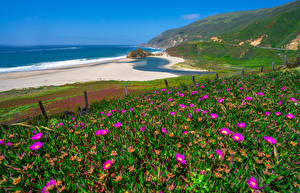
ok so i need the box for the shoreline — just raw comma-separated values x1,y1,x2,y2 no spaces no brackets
0,53,208,92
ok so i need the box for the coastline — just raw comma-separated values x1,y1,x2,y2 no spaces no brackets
0,53,208,92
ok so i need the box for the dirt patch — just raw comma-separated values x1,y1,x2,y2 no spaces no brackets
285,35,300,50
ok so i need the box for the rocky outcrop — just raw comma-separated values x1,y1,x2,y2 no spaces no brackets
127,48,153,59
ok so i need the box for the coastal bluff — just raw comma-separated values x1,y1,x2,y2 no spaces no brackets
127,48,153,59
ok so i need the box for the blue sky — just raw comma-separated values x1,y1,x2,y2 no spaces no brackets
0,0,295,45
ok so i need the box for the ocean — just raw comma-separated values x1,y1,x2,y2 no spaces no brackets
0,45,162,73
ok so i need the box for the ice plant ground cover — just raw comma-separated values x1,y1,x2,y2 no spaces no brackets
0,70,299,192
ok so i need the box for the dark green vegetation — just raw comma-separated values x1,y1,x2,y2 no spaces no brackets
0,70,299,192
146,0,300,48
166,41,300,72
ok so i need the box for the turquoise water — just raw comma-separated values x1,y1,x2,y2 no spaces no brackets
0,45,162,73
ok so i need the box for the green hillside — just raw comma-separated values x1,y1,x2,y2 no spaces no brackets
146,0,300,49
166,41,300,71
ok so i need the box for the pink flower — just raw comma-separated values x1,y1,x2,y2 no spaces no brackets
188,114,192,118
129,108,134,111
263,136,277,144
265,112,270,116
285,113,295,119
31,133,43,140
42,180,57,193
175,154,186,164
289,98,297,102
121,110,126,114
202,110,207,114
103,160,112,170
189,104,194,108
196,109,201,113
180,93,185,97
246,177,262,190
179,104,186,108
258,92,264,96
183,131,188,135
236,122,246,128
232,133,244,142
261,87,264,90
216,149,224,160
100,111,105,115
218,99,224,103
114,122,122,128
281,86,286,90
226,88,231,91
72,117,76,121
153,91,158,94
0,139,4,144
245,96,252,101
168,98,173,102
95,129,108,136
240,87,244,90
220,128,231,135
170,112,176,116
58,122,63,126
161,128,167,134
274,112,281,116
6,142,12,146
30,141,43,150
202,95,208,99
106,112,111,117
161,88,166,92
210,113,218,119
201,85,205,88
140,126,145,132
278,101,282,105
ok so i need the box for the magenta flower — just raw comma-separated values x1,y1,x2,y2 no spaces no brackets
103,160,112,170
179,104,186,108
216,149,224,160
202,95,208,99
153,91,158,94
274,112,281,116
140,126,145,132
42,180,57,193
170,112,176,116
6,142,12,146
106,112,111,117
232,133,244,142
210,113,218,119
0,139,3,144
263,136,277,144
278,101,282,105
281,86,286,90
31,133,43,140
202,110,207,114
58,122,63,126
95,129,108,136
129,108,134,111
258,92,264,96
201,85,205,88
183,131,188,135
285,113,295,119
72,117,76,121
261,87,264,90
289,98,297,102
180,93,185,97
245,96,252,101
220,128,231,135
196,109,201,113
121,110,126,114
100,111,104,115
189,104,194,108
236,122,246,128
265,112,270,116
161,128,167,134
218,99,224,103
168,98,173,102
114,122,122,128
188,114,192,118
240,87,244,90
175,154,186,164
30,141,43,150
226,88,230,91
246,177,262,190
161,88,166,92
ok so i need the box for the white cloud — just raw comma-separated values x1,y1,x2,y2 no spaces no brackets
181,14,200,20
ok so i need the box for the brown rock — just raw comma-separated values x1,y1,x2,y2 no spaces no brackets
127,48,153,59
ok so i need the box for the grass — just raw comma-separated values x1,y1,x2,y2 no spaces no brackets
0,69,299,192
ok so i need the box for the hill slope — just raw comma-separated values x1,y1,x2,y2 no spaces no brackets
145,0,300,49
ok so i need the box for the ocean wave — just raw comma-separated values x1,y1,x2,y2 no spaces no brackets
0,55,127,73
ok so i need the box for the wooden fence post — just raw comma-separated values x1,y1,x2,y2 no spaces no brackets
216,73,219,80
284,55,287,66
124,86,128,96
260,66,263,73
241,69,244,77
38,101,48,120
83,91,88,112
164,79,168,87
272,62,275,71
192,76,195,84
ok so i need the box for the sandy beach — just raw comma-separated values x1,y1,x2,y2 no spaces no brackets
0,53,207,92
